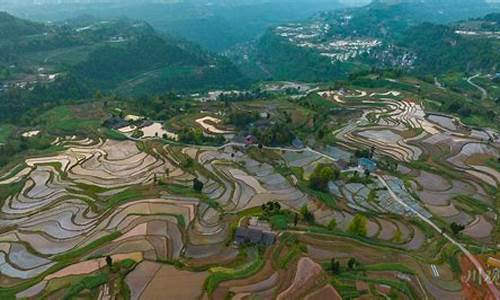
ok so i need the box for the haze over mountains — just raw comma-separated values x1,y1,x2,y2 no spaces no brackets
0,0,355,51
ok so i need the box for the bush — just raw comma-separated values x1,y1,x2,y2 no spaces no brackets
193,178,204,192
300,205,315,224
270,214,288,230
328,219,337,231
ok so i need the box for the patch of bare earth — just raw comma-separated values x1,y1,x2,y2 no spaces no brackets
276,257,326,300
139,265,207,300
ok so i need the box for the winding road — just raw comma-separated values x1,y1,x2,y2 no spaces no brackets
375,173,500,300
467,74,488,100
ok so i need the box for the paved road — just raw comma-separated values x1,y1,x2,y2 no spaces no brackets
467,74,488,100
375,173,500,299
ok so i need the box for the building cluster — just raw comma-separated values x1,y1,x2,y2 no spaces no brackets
274,22,382,63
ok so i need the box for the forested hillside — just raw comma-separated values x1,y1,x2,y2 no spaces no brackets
0,13,248,122
399,23,499,74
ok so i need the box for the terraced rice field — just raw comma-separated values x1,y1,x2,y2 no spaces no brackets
320,88,499,244
1,87,498,299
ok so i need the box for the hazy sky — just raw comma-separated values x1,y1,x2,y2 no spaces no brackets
0,0,372,4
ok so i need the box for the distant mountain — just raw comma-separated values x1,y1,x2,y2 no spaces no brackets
2,0,348,52
0,12,247,91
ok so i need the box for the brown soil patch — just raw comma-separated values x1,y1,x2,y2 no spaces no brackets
276,257,326,300
140,265,207,300
463,216,493,239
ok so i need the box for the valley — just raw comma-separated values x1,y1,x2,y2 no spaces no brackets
0,1,499,300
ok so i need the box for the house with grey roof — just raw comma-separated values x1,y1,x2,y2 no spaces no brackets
235,227,276,247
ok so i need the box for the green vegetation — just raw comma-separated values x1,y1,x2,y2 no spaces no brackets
205,250,264,295
348,214,368,237
226,111,259,129
0,13,248,124
178,127,225,146
269,214,288,230
453,194,491,214
36,105,102,135
309,164,340,192
253,122,295,146
63,273,108,300
363,263,415,274
0,124,14,144
0,134,54,168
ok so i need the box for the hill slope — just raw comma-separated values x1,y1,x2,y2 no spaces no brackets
0,13,247,122
0,13,247,93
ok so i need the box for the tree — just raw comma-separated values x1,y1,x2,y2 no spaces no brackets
347,258,359,270
330,258,341,275
369,146,375,159
328,219,337,231
348,214,368,237
105,256,113,268
450,222,465,235
193,178,204,192
95,90,102,99
300,205,315,224
309,164,340,191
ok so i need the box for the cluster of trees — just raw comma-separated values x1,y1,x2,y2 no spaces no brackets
219,89,269,103
309,164,340,192
253,123,294,146
300,205,315,224
261,201,282,217
354,146,375,159
0,135,52,167
226,111,259,129
329,257,360,275
178,128,225,145
443,99,497,123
